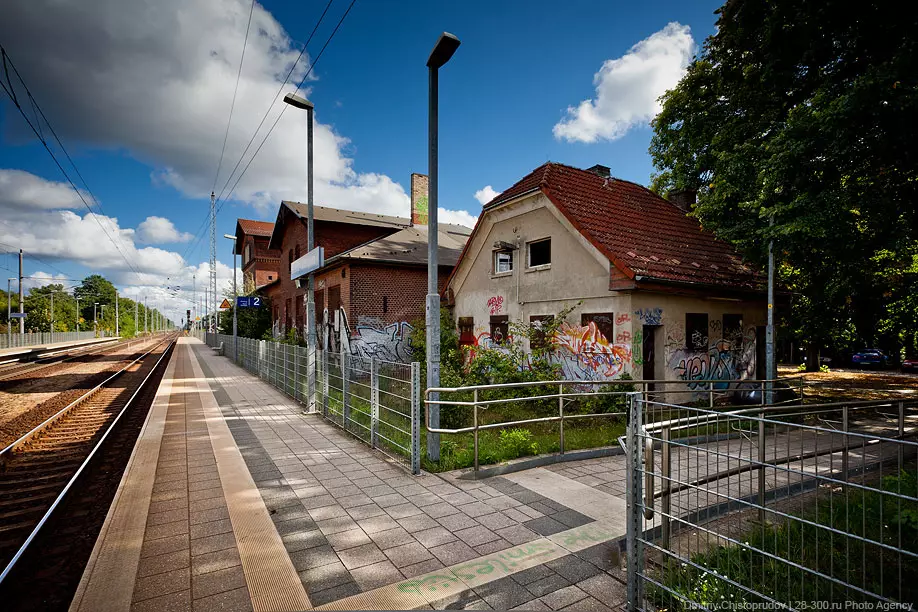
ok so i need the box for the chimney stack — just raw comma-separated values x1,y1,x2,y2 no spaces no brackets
668,188,697,213
586,164,611,178
410,173,429,225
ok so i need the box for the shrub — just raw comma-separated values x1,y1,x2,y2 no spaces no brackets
498,428,539,459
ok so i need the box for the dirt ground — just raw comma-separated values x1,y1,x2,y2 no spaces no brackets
778,364,918,402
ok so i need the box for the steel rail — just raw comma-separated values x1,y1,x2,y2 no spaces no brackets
0,334,177,584
0,337,137,383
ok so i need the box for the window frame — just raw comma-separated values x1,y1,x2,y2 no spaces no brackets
493,249,513,274
527,238,551,268
581,312,615,343
458,316,475,345
529,314,553,350
685,313,709,351
489,315,510,344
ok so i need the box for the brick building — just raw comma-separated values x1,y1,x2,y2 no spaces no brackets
262,174,471,358
232,219,281,292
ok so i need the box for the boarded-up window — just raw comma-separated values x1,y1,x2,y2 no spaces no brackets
490,315,509,344
686,313,709,350
530,315,553,350
581,312,614,342
722,313,743,343
458,317,475,345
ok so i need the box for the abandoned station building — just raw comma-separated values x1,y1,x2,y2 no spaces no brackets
445,162,768,385
259,174,471,361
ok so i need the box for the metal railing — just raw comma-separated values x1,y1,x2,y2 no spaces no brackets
626,394,918,609
206,333,421,474
425,377,805,473
0,330,109,350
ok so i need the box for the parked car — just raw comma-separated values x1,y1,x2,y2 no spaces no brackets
730,381,799,405
851,349,890,368
902,357,918,373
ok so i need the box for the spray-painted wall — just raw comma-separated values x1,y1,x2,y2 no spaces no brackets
448,191,767,384
322,308,416,363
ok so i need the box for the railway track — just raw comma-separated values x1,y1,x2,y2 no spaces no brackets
0,337,147,383
0,334,176,584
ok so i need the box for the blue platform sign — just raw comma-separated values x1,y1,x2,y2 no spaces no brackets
236,296,262,308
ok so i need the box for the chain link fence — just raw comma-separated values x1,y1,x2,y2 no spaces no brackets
626,395,918,610
206,333,420,473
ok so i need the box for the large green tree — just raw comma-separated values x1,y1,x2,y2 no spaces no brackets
650,0,918,366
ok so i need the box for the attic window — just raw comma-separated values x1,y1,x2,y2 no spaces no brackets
494,249,513,274
527,238,551,267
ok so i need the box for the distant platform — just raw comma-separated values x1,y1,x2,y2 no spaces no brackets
0,336,121,361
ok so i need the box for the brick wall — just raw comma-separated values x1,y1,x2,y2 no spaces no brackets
411,173,429,226
242,235,280,292
347,262,452,328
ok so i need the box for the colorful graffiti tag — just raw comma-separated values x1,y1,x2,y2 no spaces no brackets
349,321,416,363
553,322,632,381
669,327,756,390
635,307,663,326
487,296,504,315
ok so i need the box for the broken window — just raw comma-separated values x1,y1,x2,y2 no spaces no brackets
722,313,743,343
527,238,551,267
581,312,614,342
686,313,709,350
494,249,513,274
458,317,475,345
489,315,509,344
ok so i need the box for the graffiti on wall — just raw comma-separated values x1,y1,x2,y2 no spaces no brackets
553,322,632,381
615,313,631,326
668,326,756,390
635,307,663,326
632,328,644,366
487,296,504,315
330,309,416,363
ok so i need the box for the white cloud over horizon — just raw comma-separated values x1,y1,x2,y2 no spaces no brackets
473,185,499,206
553,22,695,143
136,216,194,244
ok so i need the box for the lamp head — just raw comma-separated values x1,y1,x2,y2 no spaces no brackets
427,32,460,68
283,93,314,111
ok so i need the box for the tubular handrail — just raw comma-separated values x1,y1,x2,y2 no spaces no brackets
425,375,805,394
0,334,177,584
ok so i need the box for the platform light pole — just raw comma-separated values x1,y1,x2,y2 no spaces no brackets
93,302,98,335
224,234,238,362
283,92,317,412
115,291,119,337
425,32,460,461
7,278,14,346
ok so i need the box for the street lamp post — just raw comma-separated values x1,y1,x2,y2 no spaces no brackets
76,296,80,333
425,32,460,461
283,92,317,412
94,302,99,336
224,234,238,362
7,278,15,347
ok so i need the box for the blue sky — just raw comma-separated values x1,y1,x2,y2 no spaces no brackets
0,0,721,321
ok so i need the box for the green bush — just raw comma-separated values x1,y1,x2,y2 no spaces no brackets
498,428,539,458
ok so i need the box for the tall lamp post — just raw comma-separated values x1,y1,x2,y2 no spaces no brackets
93,302,99,336
283,92,317,412
224,234,238,362
7,278,15,347
425,32,460,461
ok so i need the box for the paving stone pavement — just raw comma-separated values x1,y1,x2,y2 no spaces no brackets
192,344,627,610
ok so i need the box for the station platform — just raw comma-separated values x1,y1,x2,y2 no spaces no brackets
0,336,120,361
70,338,628,612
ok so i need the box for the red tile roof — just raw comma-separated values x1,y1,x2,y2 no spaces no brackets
483,162,762,291
237,219,275,237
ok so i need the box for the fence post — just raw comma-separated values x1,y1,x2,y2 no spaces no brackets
370,357,379,449
842,404,849,482
322,350,329,417
473,389,479,474
661,425,671,551
308,342,316,413
759,383,766,524
411,361,421,475
342,350,351,430
626,391,644,611
709,380,714,409
294,347,300,404
899,400,905,473
558,382,565,455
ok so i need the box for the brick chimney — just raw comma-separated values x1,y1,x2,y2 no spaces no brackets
586,164,611,178
410,173,429,226
668,188,697,212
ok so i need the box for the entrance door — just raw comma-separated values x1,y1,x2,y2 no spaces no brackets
643,325,656,381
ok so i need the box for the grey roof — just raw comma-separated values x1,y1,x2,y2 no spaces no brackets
281,201,411,229
325,224,472,267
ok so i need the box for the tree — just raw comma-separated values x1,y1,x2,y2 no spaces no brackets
217,292,273,340
650,0,918,366
25,284,77,332
74,274,117,324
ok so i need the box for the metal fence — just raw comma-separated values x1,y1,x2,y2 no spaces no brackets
626,395,918,610
206,333,421,473
0,330,109,350
425,378,805,473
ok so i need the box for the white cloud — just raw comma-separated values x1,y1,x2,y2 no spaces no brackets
439,208,478,228
553,22,695,143
0,0,469,223
136,216,193,243
22,271,71,291
473,186,499,206
0,169,87,210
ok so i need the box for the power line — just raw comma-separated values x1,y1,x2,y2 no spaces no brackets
213,0,256,193
0,44,143,277
213,0,357,224
177,0,338,269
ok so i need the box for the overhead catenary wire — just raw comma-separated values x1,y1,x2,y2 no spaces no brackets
0,44,143,278
176,0,338,269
